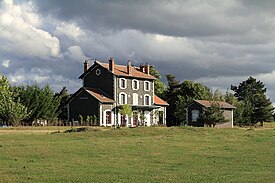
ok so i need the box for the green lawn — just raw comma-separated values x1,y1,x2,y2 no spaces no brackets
0,126,274,183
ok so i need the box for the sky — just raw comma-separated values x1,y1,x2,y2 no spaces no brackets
1,0,275,103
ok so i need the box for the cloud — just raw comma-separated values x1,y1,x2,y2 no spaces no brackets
1,60,10,68
8,67,80,92
64,46,86,62
32,0,275,40
55,22,85,40
0,0,61,59
196,70,275,102
1,0,275,104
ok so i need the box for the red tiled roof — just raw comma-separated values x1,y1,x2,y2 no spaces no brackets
154,96,169,106
84,87,115,103
195,100,236,109
96,61,156,80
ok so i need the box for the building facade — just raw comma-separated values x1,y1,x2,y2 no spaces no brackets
68,57,168,127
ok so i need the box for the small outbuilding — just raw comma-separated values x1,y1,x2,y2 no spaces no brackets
186,100,236,128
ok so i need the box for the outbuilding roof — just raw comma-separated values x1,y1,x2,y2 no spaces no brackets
194,100,236,109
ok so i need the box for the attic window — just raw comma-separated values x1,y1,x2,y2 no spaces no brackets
96,69,101,75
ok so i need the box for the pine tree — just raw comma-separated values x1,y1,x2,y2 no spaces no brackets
231,77,273,125
197,102,226,127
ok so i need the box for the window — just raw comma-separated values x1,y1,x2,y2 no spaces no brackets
144,81,150,91
191,110,199,122
96,69,101,75
133,93,138,105
119,92,127,104
119,78,127,89
144,95,151,105
132,79,139,90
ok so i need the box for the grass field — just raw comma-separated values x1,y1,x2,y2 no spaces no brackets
0,126,274,183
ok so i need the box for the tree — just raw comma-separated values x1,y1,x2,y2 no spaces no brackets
86,116,91,126
149,65,166,98
57,87,70,122
119,104,132,117
174,80,212,125
79,115,83,126
92,115,97,126
224,91,238,105
212,89,225,101
224,91,244,125
197,102,227,127
165,74,181,126
0,76,29,126
253,93,273,125
119,104,132,127
13,84,61,125
231,77,273,125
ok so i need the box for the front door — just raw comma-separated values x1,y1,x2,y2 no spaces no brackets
159,111,164,125
133,112,138,127
106,111,112,126
121,115,126,126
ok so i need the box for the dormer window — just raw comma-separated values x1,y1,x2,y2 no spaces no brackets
132,79,139,90
144,94,151,105
119,78,127,89
144,81,150,91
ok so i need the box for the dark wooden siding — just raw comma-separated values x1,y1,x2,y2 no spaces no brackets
68,89,99,122
83,65,114,99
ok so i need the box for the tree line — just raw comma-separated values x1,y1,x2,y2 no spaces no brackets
0,76,68,126
0,66,274,127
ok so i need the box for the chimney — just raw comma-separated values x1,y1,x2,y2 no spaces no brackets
84,60,89,72
145,64,150,75
109,57,115,72
127,60,132,75
140,64,145,73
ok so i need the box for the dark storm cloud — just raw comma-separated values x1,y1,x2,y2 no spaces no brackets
2,0,275,102
32,0,259,37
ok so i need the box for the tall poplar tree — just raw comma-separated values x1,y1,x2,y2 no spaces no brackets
165,74,180,126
